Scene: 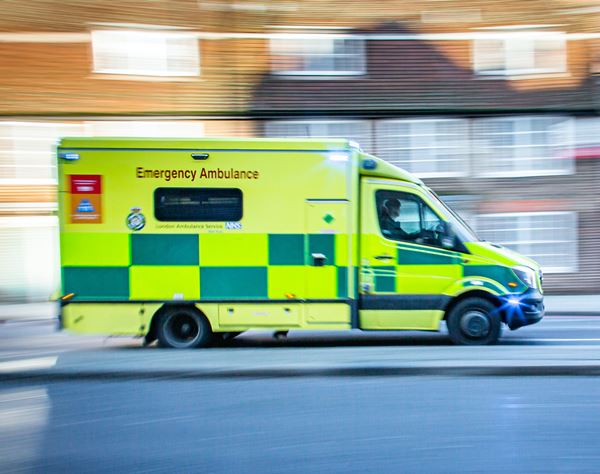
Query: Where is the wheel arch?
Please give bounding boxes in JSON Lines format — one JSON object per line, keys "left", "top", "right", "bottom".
{"left": 442, "top": 290, "right": 503, "bottom": 321}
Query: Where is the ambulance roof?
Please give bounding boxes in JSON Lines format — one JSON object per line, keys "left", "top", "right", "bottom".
{"left": 58, "top": 137, "right": 423, "bottom": 185}
{"left": 58, "top": 137, "right": 353, "bottom": 151}
{"left": 359, "top": 153, "right": 423, "bottom": 186}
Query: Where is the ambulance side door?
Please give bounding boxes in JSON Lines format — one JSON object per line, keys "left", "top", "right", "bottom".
{"left": 359, "top": 179, "right": 462, "bottom": 330}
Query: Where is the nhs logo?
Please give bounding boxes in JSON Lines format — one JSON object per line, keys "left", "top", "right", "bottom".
{"left": 225, "top": 222, "right": 242, "bottom": 230}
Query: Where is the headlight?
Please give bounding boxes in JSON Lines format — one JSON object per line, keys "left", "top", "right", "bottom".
{"left": 513, "top": 266, "right": 537, "bottom": 289}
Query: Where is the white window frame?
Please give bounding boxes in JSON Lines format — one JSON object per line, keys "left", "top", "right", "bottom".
{"left": 269, "top": 34, "right": 366, "bottom": 76}
{"left": 264, "top": 119, "right": 372, "bottom": 151}
{"left": 82, "top": 120, "right": 204, "bottom": 137}
{"left": 0, "top": 122, "right": 85, "bottom": 185}
{"left": 473, "top": 32, "right": 566, "bottom": 77}
{"left": 375, "top": 118, "right": 470, "bottom": 178}
{"left": 0, "top": 120, "right": 206, "bottom": 185}
{"left": 473, "top": 115, "right": 575, "bottom": 178}
{"left": 575, "top": 117, "right": 600, "bottom": 147}
{"left": 0, "top": 216, "right": 60, "bottom": 301}
{"left": 91, "top": 29, "right": 200, "bottom": 77}
{"left": 475, "top": 211, "right": 578, "bottom": 273}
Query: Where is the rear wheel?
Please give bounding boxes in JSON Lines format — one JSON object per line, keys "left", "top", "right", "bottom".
{"left": 156, "top": 306, "right": 213, "bottom": 349}
{"left": 446, "top": 297, "right": 501, "bottom": 345}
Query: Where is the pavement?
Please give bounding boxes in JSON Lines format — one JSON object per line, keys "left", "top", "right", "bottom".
{"left": 0, "top": 302, "right": 59, "bottom": 322}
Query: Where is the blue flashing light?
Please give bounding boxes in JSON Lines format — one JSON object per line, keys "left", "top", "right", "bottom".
{"left": 362, "top": 159, "right": 377, "bottom": 170}
{"left": 59, "top": 152, "right": 80, "bottom": 161}
{"left": 499, "top": 295, "right": 531, "bottom": 328}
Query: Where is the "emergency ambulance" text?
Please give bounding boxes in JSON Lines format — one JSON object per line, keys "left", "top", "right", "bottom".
{"left": 136, "top": 167, "right": 260, "bottom": 181}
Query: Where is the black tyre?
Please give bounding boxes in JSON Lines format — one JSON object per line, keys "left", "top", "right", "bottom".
{"left": 156, "top": 306, "right": 213, "bottom": 349}
{"left": 446, "top": 297, "right": 501, "bottom": 345}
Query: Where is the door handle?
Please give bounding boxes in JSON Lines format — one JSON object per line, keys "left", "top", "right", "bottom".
{"left": 311, "top": 253, "right": 327, "bottom": 266}
{"left": 374, "top": 255, "right": 394, "bottom": 261}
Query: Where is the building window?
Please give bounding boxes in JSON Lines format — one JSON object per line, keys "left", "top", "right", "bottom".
{"left": 473, "top": 116, "right": 574, "bottom": 177}
{"left": 575, "top": 117, "right": 600, "bottom": 147}
{"left": 264, "top": 120, "right": 372, "bottom": 152}
{"left": 270, "top": 35, "right": 365, "bottom": 76}
{"left": 91, "top": 30, "right": 200, "bottom": 77}
{"left": 154, "top": 188, "right": 243, "bottom": 222}
{"left": 475, "top": 212, "right": 578, "bottom": 273}
{"left": 0, "top": 216, "right": 60, "bottom": 301}
{"left": 375, "top": 119, "right": 469, "bottom": 178}
{"left": 83, "top": 121, "right": 204, "bottom": 137}
{"left": 0, "top": 122, "right": 83, "bottom": 184}
{"left": 473, "top": 32, "right": 566, "bottom": 76}
{"left": 0, "top": 120, "right": 205, "bottom": 184}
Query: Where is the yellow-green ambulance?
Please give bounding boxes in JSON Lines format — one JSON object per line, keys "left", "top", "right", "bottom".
{"left": 57, "top": 137, "right": 544, "bottom": 347}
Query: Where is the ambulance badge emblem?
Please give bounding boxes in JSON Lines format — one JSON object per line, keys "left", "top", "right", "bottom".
{"left": 126, "top": 207, "right": 145, "bottom": 231}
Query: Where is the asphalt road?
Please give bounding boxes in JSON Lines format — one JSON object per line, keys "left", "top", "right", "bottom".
{"left": 3, "top": 315, "right": 600, "bottom": 357}
{"left": 2, "top": 316, "right": 600, "bottom": 473}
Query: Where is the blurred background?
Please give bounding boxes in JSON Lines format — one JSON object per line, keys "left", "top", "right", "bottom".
{"left": 1, "top": 0, "right": 600, "bottom": 302}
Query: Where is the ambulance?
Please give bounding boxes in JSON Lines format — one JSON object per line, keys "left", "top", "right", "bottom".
{"left": 57, "top": 137, "right": 544, "bottom": 347}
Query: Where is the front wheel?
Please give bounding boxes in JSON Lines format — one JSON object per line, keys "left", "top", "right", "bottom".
{"left": 446, "top": 297, "right": 501, "bottom": 345}
{"left": 156, "top": 306, "right": 213, "bottom": 349}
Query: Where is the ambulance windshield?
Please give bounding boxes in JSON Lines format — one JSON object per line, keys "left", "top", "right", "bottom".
{"left": 426, "top": 189, "right": 480, "bottom": 243}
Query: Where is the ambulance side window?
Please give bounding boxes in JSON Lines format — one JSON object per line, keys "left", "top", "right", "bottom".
{"left": 376, "top": 190, "right": 445, "bottom": 248}
{"left": 154, "top": 188, "right": 243, "bottom": 222}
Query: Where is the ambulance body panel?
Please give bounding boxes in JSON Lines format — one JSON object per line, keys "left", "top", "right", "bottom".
{"left": 57, "top": 137, "right": 544, "bottom": 346}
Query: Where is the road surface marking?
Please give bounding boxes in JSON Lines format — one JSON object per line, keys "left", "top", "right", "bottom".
{"left": 516, "top": 338, "right": 600, "bottom": 342}
{"left": 0, "top": 356, "right": 57, "bottom": 373}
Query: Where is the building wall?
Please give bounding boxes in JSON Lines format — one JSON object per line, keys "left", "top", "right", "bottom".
{"left": 0, "top": 0, "right": 599, "bottom": 299}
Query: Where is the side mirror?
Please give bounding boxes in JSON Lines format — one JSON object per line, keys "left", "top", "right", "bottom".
{"left": 441, "top": 236, "right": 455, "bottom": 250}
{"left": 436, "top": 222, "right": 456, "bottom": 249}
{"left": 439, "top": 222, "right": 469, "bottom": 254}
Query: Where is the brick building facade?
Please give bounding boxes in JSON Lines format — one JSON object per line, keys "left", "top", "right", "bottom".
{"left": 1, "top": 0, "right": 599, "bottom": 299}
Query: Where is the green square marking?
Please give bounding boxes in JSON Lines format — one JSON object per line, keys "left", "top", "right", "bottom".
{"left": 463, "top": 265, "right": 526, "bottom": 291}
{"left": 337, "top": 266, "right": 348, "bottom": 298}
{"left": 397, "top": 247, "right": 457, "bottom": 265}
{"left": 309, "top": 234, "right": 335, "bottom": 266}
{"left": 373, "top": 266, "right": 396, "bottom": 292}
{"left": 132, "top": 234, "right": 199, "bottom": 266}
{"left": 63, "top": 267, "right": 129, "bottom": 300}
{"left": 200, "top": 267, "right": 267, "bottom": 299}
{"left": 269, "top": 234, "right": 305, "bottom": 265}
{"left": 323, "top": 213, "right": 335, "bottom": 224}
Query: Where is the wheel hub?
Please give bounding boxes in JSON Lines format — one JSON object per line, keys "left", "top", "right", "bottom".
{"left": 460, "top": 310, "right": 491, "bottom": 338}
{"left": 166, "top": 313, "right": 200, "bottom": 344}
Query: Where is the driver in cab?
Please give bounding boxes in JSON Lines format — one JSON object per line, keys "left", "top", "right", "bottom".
{"left": 379, "top": 198, "right": 419, "bottom": 241}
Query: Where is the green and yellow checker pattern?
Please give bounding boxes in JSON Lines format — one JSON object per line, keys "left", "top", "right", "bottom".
{"left": 362, "top": 235, "right": 528, "bottom": 296}
{"left": 61, "top": 232, "right": 353, "bottom": 301}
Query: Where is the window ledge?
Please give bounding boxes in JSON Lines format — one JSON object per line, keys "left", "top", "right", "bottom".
{"left": 539, "top": 267, "right": 578, "bottom": 274}
{"left": 412, "top": 172, "right": 468, "bottom": 179}
{"left": 0, "top": 179, "right": 57, "bottom": 185}
{"left": 271, "top": 71, "right": 365, "bottom": 79}
{"left": 90, "top": 73, "right": 202, "bottom": 82}
{"left": 474, "top": 72, "right": 570, "bottom": 81}
{"left": 477, "top": 170, "right": 574, "bottom": 178}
